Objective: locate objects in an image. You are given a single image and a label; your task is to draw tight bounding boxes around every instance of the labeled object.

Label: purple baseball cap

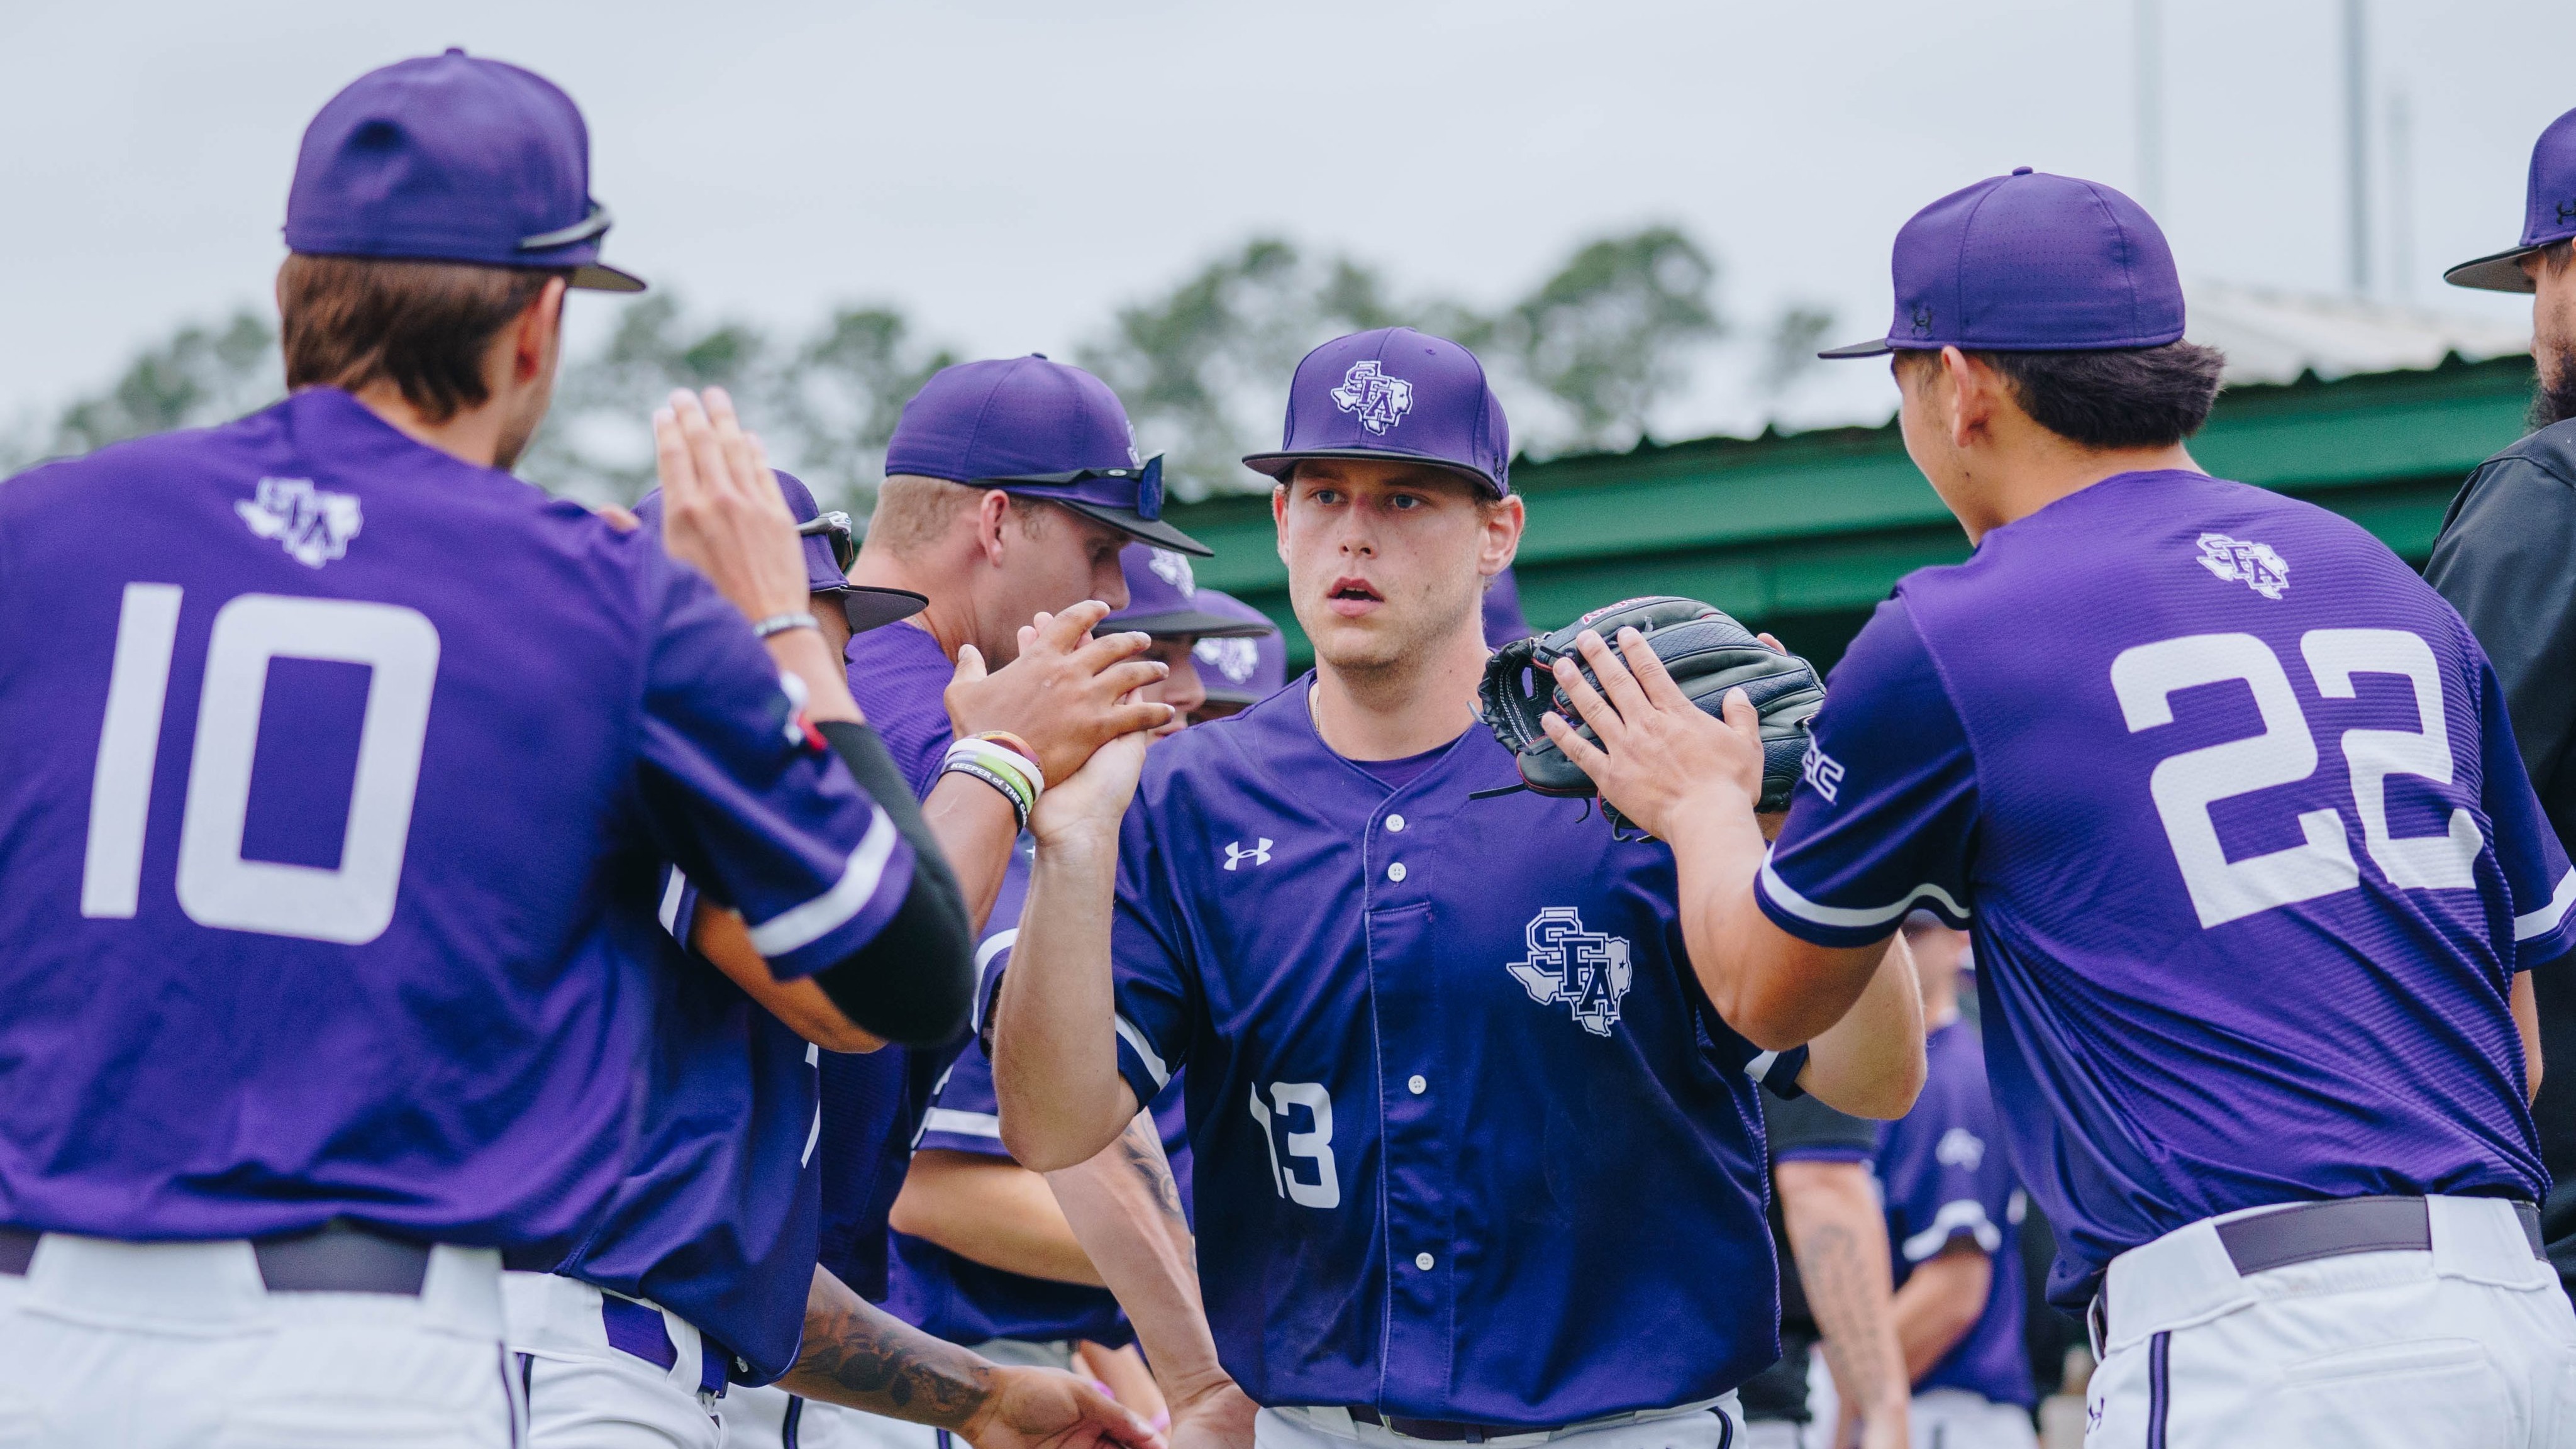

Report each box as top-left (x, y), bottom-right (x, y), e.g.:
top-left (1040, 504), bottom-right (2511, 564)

top-left (2448, 106), bottom-right (2576, 292)
top-left (884, 355), bottom-right (1209, 557)
top-left (1101, 545), bottom-right (1280, 640)
top-left (1820, 169), bottom-right (2184, 358)
top-left (1188, 592), bottom-right (1287, 707)
top-left (1481, 566), bottom-right (1532, 648)
top-left (286, 50), bottom-right (643, 292)
top-left (635, 470), bottom-right (926, 634)
top-left (1243, 328), bottom-right (1513, 496)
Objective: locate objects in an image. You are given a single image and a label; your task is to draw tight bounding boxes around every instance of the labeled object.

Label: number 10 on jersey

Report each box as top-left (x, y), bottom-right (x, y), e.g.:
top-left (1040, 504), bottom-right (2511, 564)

top-left (80, 583), bottom-right (441, 946)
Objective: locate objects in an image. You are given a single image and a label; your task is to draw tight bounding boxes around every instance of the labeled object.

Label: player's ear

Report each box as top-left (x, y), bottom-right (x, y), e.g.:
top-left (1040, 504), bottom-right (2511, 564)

top-left (1272, 482), bottom-right (1292, 565)
top-left (1940, 346), bottom-right (1989, 450)
top-left (1480, 494), bottom-right (1525, 577)
top-left (974, 489), bottom-right (1013, 567)
top-left (510, 276), bottom-right (569, 385)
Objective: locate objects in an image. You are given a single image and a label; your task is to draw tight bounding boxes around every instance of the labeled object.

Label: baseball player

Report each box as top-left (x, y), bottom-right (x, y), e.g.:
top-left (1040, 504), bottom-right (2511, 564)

top-left (0, 53), bottom-right (976, 1448)
top-left (879, 545), bottom-right (1269, 1409)
top-left (786, 357), bottom-right (1247, 1449)
top-left (1188, 592), bottom-right (1285, 723)
top-left (1549, 169), bottom-right (2576, 1445)
top-left (1866, 914), bottom-right (2035, 1449)
top-left (509, 465), bottom-right (1160, 1449)
top-left (1741, 1094), bottom-right (1909, 1449)
top-left (991, 326), bottom-right (1927, 1449)
top-left (2430, 104), bottom-right (2576, 1297)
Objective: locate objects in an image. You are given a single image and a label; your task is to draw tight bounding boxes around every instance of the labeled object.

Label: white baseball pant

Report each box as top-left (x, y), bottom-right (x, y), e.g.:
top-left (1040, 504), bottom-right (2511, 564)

top-left (0, 1231), bottom-right (513, 1448)
top-left (1257, 1394), bottom-right (1745, 1449)
top-left (2082, 1195), bottom-right (2576, 1447)
top-left (506, 1269), bottom-right (725, 1449)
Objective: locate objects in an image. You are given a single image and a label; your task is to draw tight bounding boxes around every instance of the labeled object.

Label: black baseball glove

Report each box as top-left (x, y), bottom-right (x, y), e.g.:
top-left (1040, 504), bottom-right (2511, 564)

top-left (1479, 596), bottom-right (1825, 830)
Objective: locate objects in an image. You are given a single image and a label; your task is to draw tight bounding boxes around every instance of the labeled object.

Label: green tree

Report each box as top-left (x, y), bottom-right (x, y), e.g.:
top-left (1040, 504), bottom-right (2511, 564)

top-left (4, 310), bottom-right (280, 470)
top-left (1490, 226), bottom-right (1722, 450)
top-left (1079, 237), bottom-right (1406, 499)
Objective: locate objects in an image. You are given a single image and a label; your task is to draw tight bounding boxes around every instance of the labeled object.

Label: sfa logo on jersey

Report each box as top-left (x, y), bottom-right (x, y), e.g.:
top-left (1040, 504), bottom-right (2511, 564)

top-left (1330, 361), bottom-right (1414, 435)
top-left (1507, 906), bottom-right (1633, 1036)
top-left (2196, 532), bottom-right (2289, 601)
top-left (236, 477), bottom-right (363, 569)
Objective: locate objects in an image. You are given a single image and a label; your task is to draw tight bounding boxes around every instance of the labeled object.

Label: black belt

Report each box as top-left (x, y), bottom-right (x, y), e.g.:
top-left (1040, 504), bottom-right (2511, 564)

top-left (1346, 1407), bottom-right (1570, 1443)
top-left (0, 1221), bottom-right (431, 1294)
top-left (2216, 1195), bottom-right (2540, 1275)
top-left (2089, 1196), bottom-right (2543, 1350)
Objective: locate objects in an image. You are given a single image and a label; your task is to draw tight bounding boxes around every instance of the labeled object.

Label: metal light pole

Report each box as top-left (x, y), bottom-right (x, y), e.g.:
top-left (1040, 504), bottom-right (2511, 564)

top-left (2343, 0), bottom-right (2370, 296)
top-left (2135, 0), bottom-right (2165, 216)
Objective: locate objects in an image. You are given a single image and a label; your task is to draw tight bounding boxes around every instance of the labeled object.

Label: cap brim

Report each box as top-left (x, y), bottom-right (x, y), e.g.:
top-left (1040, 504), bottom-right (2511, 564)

top-left (828, 586), bottom-right (929, 633)
top-left (2444, 245), bottom-right (2540, 294)
top-left (1103, 607), bottom-right (1277, 641)
top-left (569, 261), bottom-right (648, 294)
top-left (1055, 500), bottom-right (1213, 557)
top-left (1816, 336), bottom-right (1900, 359)
top-left (1240, 448), bottom-right (1504, 496)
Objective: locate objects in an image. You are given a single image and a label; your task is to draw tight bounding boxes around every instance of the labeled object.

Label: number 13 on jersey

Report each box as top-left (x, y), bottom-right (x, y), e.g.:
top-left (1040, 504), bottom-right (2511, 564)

top-left (2113, 628), bottom-right (2482, 929)
top-left (80, 582), bottom-right (441, 945)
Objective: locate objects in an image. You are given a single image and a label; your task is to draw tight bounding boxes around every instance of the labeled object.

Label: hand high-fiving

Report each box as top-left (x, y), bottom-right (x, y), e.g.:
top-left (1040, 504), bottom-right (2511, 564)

top-left (651, 387), bottom-right (808, 623)
top-left (945, 601), bottom-right (1174, 787)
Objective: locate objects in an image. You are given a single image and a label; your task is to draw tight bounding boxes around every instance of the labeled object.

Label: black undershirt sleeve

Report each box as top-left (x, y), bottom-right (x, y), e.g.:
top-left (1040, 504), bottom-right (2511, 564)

top-left (807, 719), bottom-right (974, 1048)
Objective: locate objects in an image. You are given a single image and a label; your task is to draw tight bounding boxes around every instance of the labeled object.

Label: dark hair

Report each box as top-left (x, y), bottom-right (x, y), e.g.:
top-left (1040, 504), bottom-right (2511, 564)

top-left (1901, 340), bottom-right (2228, 450)
top-left (279, 255), bottom-right (565, 424)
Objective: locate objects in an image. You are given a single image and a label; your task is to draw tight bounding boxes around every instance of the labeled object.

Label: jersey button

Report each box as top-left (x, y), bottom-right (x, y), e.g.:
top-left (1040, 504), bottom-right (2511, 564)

top-left (1407, 1074), bottom-right (1427, 1095)
top-left (1385, 813), bottom-right (1407, 832)
top-left (1387, 862), bottom-right (1407, 882)
top-left (1414, 1252), bottom-right (1435, 1271)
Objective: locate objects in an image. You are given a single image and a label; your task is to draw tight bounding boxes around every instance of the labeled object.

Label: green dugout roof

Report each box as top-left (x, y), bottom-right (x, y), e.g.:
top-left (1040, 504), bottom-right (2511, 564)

top-left (1169, 353), bottom-right (2535, 671)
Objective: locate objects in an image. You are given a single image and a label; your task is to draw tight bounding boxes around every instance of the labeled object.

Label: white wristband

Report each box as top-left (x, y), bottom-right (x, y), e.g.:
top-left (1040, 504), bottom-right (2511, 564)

top-left (945, 736), bottom-right (1045, 809)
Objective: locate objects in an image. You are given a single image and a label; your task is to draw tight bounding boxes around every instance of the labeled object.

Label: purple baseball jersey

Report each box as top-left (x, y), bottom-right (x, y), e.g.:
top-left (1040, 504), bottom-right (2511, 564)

top-left (1877, 1019), bottom-right (2033, 1408)
top-left (1110, 682), bottom-right (1807, 1425)
top-left (1759, 469), bottom-right (2575, 1305)
top-left (817, 619), bottom-right (970, 1299)
top-left (545, 865), bottom-right (824, 1384)
top-left (0, 390), bottom-right (913, 1250)
top-left (890, 835), bottom-right (1194, 1350)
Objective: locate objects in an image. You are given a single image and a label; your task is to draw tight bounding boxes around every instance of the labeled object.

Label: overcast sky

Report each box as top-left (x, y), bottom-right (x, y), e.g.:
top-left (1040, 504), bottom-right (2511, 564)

top-left (1, 0), bottom-right (2559, 449)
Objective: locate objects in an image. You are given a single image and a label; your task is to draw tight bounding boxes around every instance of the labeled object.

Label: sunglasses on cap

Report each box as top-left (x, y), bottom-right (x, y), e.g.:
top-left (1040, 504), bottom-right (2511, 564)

top-left (972, 456), bottom-right (1166, 521)
top-left (798, 511), bottom-right (857, 574)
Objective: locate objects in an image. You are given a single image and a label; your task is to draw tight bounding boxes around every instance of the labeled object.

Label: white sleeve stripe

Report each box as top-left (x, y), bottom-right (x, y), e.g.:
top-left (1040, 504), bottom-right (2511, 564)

top-left (970, 929), bottom-right (1019, 1033)
top-left (1901, 1198), bottom-right (2002, 1262)
top-left (918, 1108), bottom-right (1002, 1140)
top-left (1758, 853), bottom-right (1970, 931)
top-left (2514, 867), bottom-right (2576, 941)
top-left (657, 867), bottom-right (689, 938)
top-left (746, 808), bottom-right (901, 957)
top-left (1114, 1014), bottom-right (1173, 1092)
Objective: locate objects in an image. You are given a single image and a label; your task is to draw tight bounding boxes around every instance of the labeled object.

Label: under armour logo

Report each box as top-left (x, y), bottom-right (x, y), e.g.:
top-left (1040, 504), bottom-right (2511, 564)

top-left (1935, 1126), bottom-right (1986, 1170)
top-left (1506, 906), bottom-right (1633, 1037)
top-left (1909, 304), bottom-right (1935, 337)
top-left (236, 476), bottom-right (362, 569)
top-left (1224, 838), bottom-right (1273, 870)
top-left (1328, 360), bottom-right (1414, 435)
top-left (2194, 531), bottom-right (2289, 600)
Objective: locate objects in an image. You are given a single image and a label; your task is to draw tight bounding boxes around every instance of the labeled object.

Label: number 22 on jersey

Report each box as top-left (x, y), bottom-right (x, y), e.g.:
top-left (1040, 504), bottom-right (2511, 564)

top-left (2112, 628), bottom-right (2482, 929)
top-left (80, 582), bottom-right (441, 945)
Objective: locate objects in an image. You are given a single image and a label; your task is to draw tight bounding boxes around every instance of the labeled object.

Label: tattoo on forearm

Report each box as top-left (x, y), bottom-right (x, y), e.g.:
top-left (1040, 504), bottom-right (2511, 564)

top-left (1117, 1111), bottom-right (1189, 1228)
top-left (1797, 1222), bottom-right (1901, 1416)
top-left (792, 1293), bottom-right (994, 1428)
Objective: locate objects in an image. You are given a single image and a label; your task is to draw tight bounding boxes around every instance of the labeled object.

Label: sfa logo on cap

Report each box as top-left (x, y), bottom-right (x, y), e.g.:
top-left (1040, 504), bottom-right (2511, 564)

top-left (1330, 361), bottom-right (1415, 435)
top-left (1243, 327), bottom-right (1511, 496)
